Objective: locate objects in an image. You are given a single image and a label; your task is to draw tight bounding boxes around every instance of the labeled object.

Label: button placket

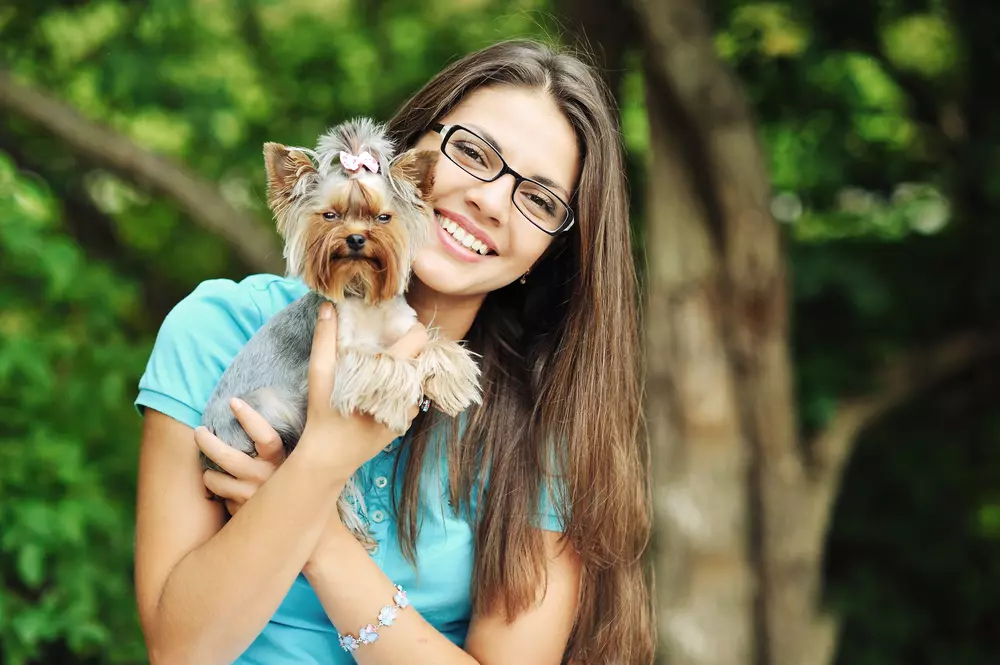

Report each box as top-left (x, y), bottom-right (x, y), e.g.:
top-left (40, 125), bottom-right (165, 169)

top-left (362, 443), bottom-right (397, 563)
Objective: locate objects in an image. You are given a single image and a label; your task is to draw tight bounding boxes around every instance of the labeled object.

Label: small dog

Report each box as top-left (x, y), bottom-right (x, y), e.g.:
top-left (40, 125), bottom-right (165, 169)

top-left (200, 119), bottom-right (482, 546)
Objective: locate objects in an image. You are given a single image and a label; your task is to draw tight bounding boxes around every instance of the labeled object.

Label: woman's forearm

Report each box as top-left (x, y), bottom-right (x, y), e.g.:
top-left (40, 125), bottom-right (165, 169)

top-left (146, 439), bottom-right (347, 665)
top-left (302, 522), bottom-right (480, 665)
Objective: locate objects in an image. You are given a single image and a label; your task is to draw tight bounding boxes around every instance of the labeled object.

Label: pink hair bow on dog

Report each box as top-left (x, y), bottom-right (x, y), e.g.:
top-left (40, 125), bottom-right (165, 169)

top-left (340, 150), bottom-right (379, 174)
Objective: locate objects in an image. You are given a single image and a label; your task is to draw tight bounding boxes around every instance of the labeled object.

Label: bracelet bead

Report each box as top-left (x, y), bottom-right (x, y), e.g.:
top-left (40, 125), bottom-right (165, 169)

top-left (338, 585), bottom-right (410, 652)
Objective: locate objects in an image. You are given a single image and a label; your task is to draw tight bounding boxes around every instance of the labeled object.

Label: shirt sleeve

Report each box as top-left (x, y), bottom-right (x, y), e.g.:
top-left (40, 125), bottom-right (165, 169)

top-left (135, 278), bottom-right (269, 428)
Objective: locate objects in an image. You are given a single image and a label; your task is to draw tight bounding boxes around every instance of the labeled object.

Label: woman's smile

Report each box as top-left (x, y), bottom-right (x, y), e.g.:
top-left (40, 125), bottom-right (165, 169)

top-left (434, 209), bottom-right (498, 261)
top-left (409, 85), bottom-right (579, 301)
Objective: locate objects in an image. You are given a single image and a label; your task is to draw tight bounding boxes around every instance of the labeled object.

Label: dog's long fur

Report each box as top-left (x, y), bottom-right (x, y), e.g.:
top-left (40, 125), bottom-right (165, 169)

top-left (199, 119), bottom-right (481, 546)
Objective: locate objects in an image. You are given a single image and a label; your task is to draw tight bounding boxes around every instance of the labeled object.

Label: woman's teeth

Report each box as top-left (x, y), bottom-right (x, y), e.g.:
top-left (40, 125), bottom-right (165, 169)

top-left (437, 214), bottom-right (492, 256)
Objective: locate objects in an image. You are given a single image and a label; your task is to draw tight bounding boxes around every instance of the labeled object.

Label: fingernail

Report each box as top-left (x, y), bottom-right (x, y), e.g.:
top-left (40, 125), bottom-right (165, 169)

top-left (230, 397), bottom-right (245, 411)
top-left (319, 302), bottom-right (333, 320)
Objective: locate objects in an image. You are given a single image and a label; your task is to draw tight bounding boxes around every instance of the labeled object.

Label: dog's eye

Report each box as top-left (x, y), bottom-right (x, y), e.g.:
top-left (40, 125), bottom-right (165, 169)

top-left (322, 212), bottom-right (340, 221)
top-left (377, 213), bottom-right (392, 223)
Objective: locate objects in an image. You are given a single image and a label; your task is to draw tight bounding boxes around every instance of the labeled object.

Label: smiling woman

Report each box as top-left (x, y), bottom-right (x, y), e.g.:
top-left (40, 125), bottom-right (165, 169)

top-left (407, 86), bottom-right (578, 299)
top-left (133, 39), bottom-right (651, 665)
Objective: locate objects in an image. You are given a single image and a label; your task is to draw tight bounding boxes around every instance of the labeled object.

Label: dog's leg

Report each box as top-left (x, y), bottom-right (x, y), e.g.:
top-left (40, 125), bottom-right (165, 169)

top-left (203, 385), bottom-right (377, 548)
top-left (331, 351), bottom-right (423, 433)
top-left (200, 385), bottom-right (307, 472)
top-left (418, 334), bottom-right (482, 416)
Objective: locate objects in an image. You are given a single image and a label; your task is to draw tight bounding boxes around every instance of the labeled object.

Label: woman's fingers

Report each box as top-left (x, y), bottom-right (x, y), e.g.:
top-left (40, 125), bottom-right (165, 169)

top-left (194, 426), bottom-right (267, 481)
top-left (203, 469), bottom-right (258, 504)
top-left (307, 301), bottom-right (339, 414)
top-left (389, 324), bottom-right (430, 419)
top-left (229, 398), bottom-right (285, 465)
top-left (387, 322), bottom-right (429, 360)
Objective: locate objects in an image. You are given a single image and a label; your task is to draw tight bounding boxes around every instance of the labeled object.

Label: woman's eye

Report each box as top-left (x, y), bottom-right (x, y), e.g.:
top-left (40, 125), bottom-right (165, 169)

top-left (377, 213), bottom-right (392, 223)
top-left (322, 212), bottom-right (339, 221)
top-left (457, 143), bottom-right (486, 163)
top-left (528, 193), bottom-right (555, 213)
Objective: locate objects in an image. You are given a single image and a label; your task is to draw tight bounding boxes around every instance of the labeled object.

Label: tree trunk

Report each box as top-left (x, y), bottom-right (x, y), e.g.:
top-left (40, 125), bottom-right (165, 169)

top-left (634, 0), bottom-right (830, 663)
top-left (634, 2), bottom-right (1000, 665)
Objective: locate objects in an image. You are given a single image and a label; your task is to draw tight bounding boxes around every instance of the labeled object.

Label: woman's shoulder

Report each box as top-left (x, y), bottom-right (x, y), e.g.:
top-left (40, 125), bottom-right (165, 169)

top-left (135, 274), bottom-right (309, 427)
top-left (176, 273), bottom-right (307, 324)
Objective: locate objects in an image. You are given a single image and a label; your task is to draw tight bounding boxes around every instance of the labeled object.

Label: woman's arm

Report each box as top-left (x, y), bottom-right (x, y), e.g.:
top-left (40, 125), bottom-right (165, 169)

top-left (135, 305), bottom-right (424, 665)
top-left (302, 523), bottom-right (581, 665)
top-left (135, 409), bottom-right (348, 665)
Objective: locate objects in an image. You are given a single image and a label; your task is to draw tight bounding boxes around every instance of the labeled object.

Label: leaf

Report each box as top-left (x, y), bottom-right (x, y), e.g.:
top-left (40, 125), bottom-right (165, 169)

top-left (882, 14), bottom-right (959, 79)
top-left (16, 544), bottom-right (45, 589)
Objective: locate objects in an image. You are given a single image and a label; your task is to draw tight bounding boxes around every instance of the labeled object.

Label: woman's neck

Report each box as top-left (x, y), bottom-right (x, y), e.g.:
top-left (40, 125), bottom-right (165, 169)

top-left (405, 278), bottom-right (484, 341)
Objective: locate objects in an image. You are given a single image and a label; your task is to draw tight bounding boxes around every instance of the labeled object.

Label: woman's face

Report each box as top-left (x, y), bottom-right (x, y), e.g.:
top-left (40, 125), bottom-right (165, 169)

top-left (410, 86), bottom-right (580, 297)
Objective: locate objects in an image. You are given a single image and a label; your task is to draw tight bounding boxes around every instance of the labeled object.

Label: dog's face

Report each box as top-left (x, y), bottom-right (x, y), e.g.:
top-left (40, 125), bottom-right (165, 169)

top-left (264, 144), bottom-right (437, 304)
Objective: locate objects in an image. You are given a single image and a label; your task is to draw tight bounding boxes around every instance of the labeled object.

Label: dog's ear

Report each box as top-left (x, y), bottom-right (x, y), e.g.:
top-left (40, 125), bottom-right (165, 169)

top-left (264, 142), bottom-right (316, 209)
top-left (390, 149), bottom-right (438, 202)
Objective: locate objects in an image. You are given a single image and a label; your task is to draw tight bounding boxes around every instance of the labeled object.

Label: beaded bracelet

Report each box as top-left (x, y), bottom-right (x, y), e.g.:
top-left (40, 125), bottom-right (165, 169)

top-left (338, 584), bottom-right (410, 652)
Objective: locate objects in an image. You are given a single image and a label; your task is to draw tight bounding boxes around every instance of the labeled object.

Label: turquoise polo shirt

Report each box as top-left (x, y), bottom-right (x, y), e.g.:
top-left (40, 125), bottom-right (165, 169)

top-left (135, 274), bottom-right (562, 664)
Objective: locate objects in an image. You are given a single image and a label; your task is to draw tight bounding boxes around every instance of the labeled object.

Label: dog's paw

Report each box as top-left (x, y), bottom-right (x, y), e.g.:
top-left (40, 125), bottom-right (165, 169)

top-left (332, 351), bottom-right (422, 432)
top-left (418, 340), bottom-right (482, 416)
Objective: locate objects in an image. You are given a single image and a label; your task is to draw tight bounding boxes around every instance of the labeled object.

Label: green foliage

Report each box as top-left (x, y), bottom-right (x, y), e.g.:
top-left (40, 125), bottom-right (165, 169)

top-left (0, 153), bottom-right (147, 664)
top-left (882, 13), bottom-right (960, 79)
top-left (0, 0), bottom-right (564, 662)
top-left (3, 0), bottom-right (1000, 663)
top-left (717, 1), bottom-right (1000, 662)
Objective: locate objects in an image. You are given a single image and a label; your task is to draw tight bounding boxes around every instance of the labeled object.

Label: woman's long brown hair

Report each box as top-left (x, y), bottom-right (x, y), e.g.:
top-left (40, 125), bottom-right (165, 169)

top-left (386, 39), bottom-right (652, 664)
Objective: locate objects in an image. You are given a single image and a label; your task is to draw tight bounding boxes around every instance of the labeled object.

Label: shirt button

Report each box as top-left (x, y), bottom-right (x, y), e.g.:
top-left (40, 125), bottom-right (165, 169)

top-left (375, 476), bottom-right (388, 489)
top-left (382, 443), bottom-right (395, 453)
top-left (371, 510), bottom-right (385, 523)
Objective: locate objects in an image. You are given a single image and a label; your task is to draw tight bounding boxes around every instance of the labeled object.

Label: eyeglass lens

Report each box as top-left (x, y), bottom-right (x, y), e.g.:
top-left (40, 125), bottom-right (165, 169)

top-left (443, 128), bottom-right (569, 232)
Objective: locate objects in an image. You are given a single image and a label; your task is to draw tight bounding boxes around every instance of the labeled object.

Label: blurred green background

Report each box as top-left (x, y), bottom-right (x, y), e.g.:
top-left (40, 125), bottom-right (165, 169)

top-left (2, 0), bottom-right (999, 663)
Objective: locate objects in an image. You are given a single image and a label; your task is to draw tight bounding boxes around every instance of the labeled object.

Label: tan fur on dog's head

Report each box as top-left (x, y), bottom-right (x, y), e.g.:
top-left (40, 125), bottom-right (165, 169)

top-left (263, 119), bottom-right (436, 304)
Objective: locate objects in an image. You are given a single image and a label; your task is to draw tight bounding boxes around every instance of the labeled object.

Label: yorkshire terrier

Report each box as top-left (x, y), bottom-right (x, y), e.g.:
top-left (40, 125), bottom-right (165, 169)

top-left (200, 118), bottom-right (482, 547)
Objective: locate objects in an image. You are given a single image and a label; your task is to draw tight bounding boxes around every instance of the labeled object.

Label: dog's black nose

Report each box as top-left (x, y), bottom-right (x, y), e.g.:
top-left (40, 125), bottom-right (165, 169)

top-left (346, 234), bottom-right (366, 251)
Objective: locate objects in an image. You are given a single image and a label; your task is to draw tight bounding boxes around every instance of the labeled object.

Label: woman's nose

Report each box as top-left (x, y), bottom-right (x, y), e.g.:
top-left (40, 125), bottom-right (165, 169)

top-left (466, 175), bottom-right (515, 225)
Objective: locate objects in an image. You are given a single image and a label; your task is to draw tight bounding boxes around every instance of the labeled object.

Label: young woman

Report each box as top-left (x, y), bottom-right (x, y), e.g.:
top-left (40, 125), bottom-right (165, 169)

top-left (134, 39), bottom-right (651, 665)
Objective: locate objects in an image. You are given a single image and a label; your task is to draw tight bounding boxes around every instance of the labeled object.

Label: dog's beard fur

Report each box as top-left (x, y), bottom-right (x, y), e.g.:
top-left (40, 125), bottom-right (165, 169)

top-left (300, 210), bottom-right (409, 305)
top-left (263, 133), bottom-right (436, 303)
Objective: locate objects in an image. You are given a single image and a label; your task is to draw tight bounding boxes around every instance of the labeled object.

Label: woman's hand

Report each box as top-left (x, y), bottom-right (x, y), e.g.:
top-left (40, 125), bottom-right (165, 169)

top-left (196, 401), bottom-right (286, 517)
top-left (198, 302), bottom-right (429, 516)
top-left (297, 301), bottom-right (428, 481)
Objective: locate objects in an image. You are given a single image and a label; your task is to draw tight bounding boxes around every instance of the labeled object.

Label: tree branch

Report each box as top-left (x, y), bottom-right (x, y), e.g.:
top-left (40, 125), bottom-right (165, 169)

top-left (810, 330), bottom-right (1000, 482)
top-left (0, 69), bottom-right (283, 274)
top-left (0, 128), bottom-right (187, 325)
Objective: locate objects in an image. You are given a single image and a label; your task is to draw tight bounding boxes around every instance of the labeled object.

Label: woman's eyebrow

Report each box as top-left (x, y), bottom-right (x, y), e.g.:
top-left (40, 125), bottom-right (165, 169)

top-left (531, 174), bottom-right (570, 199)
top-left (467, 124), bottom-right (504, 154)
top-left (466, 123), bottom-right (571, 200)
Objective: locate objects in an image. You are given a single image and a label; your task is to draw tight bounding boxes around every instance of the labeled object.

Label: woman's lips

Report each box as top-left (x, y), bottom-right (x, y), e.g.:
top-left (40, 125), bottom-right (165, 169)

top-left (435, 209), bottom-right (498, 254)
top-left (434, 220), bottom-right (490, 263)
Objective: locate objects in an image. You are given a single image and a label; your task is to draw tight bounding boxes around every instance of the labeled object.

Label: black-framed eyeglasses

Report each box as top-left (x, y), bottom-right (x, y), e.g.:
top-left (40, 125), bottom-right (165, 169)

top-left (432, 123), bottom-right (575, 235)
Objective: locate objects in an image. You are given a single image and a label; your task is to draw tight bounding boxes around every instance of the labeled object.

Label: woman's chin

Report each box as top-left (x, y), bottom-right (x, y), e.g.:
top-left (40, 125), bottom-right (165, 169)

top-left (410, 252), bottom-right (502, 298)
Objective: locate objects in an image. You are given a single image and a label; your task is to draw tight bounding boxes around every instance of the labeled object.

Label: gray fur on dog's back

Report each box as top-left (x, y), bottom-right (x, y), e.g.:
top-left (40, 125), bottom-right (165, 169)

top-left (200, 292), bottom-right (323, 467)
